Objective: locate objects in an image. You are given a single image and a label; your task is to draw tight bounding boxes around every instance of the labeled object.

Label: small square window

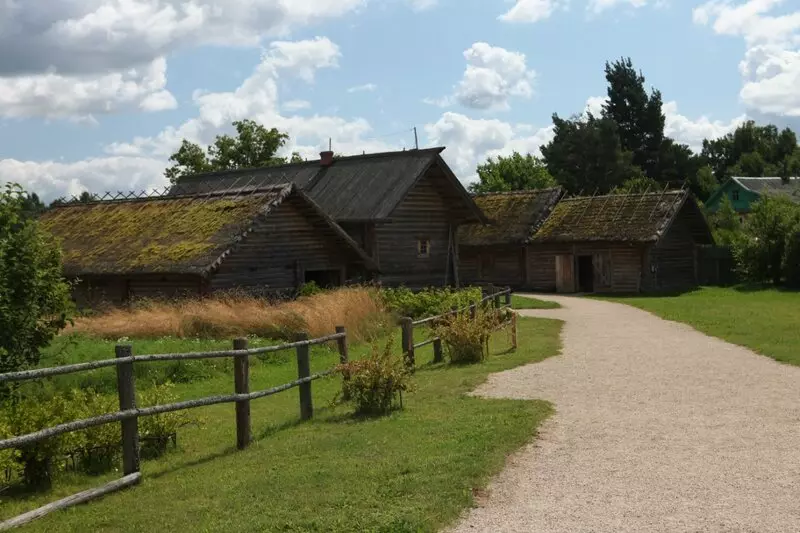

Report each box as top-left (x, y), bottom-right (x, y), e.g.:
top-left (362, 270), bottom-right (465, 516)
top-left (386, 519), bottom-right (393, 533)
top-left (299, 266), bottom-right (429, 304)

top-left (417, 239), bottom-right (431, 258)
top-left (732, 189), bottom-right (740, 201)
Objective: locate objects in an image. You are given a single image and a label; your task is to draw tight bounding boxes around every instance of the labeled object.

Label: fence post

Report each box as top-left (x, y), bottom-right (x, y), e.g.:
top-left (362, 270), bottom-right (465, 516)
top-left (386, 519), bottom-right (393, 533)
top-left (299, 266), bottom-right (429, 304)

top-left (296, 333), bottom-right (313, 420)
top-left (433, 338), bottom-right (444, 364)
top-left (511, 313), bottom-right (518, 351)
top-left (233, 338), bottom-right (251, 450)
top-left (335, 326), bottom-right (350, 400)
top-left (493, 289), bottom-right (502, 310)
top-left (469, 300), bottom-right (477, 320)
top-left (115, 345), bottom-right (139, 475)
top-left (504, 289), bottom-right (511, 307)
top-left (400, 318), bottom-right (415, 370)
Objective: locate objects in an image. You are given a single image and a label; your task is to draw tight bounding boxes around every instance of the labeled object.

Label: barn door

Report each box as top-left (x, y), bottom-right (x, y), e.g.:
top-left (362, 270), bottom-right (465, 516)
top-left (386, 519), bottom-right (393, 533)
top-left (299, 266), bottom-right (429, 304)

top-left (555, 254), bottom-right (575, 293)
top-left (593, 252), bottom-right (612, 291)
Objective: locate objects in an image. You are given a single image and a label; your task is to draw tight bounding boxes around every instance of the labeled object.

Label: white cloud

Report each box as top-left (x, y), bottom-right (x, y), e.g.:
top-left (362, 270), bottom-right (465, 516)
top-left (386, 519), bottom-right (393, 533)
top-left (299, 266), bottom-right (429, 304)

top-left (408, 0), bottom-right (438, 11)
top-left (0, 57), bottom-right (176, 121)
top-left (347, 83), bottom-right (378, 93)
top-left (425, 112), bottom-right (554, 182)
top-left (422, 96), bottom-right (455, 108)
top-left (694, 0), bottom-right (800, 117)
top-left (499, 0), bottom-right (563, 23)
top-left (662, 101), bottom-right (746, 150)
top-left (283, 99), bottom-right (312, 111)
top-left (587, 0), bottom-right (648, 14)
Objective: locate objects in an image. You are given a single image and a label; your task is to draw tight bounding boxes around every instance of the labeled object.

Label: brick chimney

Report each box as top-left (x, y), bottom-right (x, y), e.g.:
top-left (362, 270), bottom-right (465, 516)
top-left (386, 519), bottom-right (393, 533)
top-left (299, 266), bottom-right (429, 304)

top-left (320, 151), bottom-right (334, 167)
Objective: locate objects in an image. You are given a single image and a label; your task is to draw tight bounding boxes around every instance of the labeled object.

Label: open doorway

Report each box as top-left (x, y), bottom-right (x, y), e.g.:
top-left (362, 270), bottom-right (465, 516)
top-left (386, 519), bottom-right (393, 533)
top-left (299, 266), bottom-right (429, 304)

top-left (577, 255), bottom-right (594, 293)
top-left (304, 269), bottom-right (342, 289)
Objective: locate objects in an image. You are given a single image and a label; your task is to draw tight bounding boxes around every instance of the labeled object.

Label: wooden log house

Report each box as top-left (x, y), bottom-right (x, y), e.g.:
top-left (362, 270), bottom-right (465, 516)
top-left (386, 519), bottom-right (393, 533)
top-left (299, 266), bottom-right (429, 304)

top-left (39, 184), bottom-right (377, 306)
top-left (177, 148), bottom-right (486, 288)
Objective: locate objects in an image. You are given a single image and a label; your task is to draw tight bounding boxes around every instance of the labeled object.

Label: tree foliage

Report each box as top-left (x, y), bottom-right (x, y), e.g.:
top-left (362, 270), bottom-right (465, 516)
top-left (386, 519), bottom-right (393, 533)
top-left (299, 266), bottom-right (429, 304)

top-left (0, 184), bottom-right (72, 375)
top-left (708, 195), bottom-right (742, 247)
top-left (165, 120), bottom-right (300, 183)
top-left (470, 152), bottom-right (556, 193)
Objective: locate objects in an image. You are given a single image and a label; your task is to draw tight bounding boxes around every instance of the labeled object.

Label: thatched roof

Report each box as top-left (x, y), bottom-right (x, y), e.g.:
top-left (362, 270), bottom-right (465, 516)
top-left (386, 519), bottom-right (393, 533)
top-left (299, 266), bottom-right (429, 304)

top-left (459, 188), bottom-right (563, 246)
top-left (173, 148), bottom-right (486, 223)
top-left (532, 190), bottom-right (707, 243)
top-left (40, 185), bottom-right (376, 277)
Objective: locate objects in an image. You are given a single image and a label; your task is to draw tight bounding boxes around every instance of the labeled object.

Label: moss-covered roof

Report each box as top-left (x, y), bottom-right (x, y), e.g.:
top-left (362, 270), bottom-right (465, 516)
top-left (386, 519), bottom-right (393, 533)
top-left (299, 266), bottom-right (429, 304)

top-left (532, 190), bottom-right (690, 243)
top-left (40, 186), bottom-right (294, 276)
top-left (459, 188), bottom-right (563, 246)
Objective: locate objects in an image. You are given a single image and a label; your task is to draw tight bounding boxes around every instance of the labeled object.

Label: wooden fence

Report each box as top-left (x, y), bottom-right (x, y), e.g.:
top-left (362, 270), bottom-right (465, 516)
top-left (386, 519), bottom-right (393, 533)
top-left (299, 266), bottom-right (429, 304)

top-left (0, 328), bottom-right (349, 531)
top-left (400, 286), bottom-right (516, 368)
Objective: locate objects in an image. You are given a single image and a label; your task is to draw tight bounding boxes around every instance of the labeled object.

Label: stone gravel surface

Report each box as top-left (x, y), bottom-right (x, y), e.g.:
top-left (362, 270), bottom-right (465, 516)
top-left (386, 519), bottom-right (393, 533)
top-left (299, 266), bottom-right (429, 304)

top-left (449, 295), bottom-right (800, 533)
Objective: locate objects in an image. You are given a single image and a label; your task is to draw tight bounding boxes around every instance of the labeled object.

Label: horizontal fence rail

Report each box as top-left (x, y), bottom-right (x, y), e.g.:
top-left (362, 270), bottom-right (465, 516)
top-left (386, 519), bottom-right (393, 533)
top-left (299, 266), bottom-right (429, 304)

top-left (0, 327), bottom-right (349, 531)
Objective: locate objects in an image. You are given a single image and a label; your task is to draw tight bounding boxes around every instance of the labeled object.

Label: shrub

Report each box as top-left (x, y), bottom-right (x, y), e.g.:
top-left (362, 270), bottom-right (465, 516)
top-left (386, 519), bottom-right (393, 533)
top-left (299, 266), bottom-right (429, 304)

top-left (72, 389), bottom-right (120, 474)
top-left (138, 382), bottom-right (194, 458)
top-left (432, 306), bottom-right (502, 365)
top-left (784, 224), bottom-right (800, 288)
top-left (0, 183), bottom-right (72, 377)
top-left (0, 419), bottom-right (20, 486)
top-left (337, 342), bottom-right (412, 416)
top-left (381, 287), bottom-right (482, 319)
top-left (298, 281), bottom-right (323, 297)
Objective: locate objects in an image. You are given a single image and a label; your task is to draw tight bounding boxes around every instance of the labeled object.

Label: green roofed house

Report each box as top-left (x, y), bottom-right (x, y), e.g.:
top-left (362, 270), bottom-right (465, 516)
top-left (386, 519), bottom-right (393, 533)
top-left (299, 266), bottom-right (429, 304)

top-left (459, 188), bottom-right (563, 289)
top-left (40, 184), bottom-right (378, 307)
top-left (705, 177), bottom-right (800, 214)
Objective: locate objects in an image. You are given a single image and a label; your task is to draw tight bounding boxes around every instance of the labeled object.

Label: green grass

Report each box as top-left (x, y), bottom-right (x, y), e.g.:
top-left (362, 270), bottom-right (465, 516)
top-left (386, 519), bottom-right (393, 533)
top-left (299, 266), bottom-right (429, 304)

top-left (601, 286), bottom-right (800, 366)
top-left (2, 317), bottom-right (561, 532)
top-left (511, 294), bottom-right (561, 310)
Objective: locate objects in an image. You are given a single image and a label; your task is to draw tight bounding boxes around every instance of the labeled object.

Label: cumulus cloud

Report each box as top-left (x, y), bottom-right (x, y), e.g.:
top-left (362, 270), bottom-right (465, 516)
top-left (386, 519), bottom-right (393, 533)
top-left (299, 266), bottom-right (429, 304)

top-left (693, 0), bottom-right (800, 117)
top-left (0, 57), bottom-right (176, 121)
top-left (662, 101), bottom-right (746, 150)
top-left (347, 83), bottom-right (378, 93)
top-left (1, 37), bottom-right (396, 201)
top-left (499, 0), bottom-right (563, 23)
top-left (587, 0), bottom-right (648, 14)
top-left (425, 43), bottom-right (536, 112)
top-left (282, 100), bottom-right (312, 111)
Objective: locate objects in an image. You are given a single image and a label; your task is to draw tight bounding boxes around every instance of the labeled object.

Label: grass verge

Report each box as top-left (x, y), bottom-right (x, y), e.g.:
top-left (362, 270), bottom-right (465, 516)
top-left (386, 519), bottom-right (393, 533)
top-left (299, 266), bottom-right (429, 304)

top-left (512, 294), bottom-right (561, 310)
top-left (600, 286), bottom-right (800, 366)
top-left (1, 317), bottom-right (561, 532)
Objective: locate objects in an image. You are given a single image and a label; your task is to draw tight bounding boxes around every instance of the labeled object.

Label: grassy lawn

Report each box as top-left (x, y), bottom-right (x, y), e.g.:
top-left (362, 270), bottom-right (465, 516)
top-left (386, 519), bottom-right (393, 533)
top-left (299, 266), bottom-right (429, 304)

top-left (2, 317), bottom-right (561, 532)
top-left (601, 286), bottom-right (800, 366)
top-left (512, 294), bottom-right (561, 310)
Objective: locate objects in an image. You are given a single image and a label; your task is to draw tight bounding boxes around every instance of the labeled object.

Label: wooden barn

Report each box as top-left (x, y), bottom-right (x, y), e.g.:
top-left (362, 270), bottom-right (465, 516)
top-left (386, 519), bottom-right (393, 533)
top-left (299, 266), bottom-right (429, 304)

top-left (177, 148), bottom-right (486, 287)
top-left (459, 188), bottom-right (563, 288)
top-left (40, 184), bottom-right (377, 307)
top-left (528, 190), bottom-right (714, 293)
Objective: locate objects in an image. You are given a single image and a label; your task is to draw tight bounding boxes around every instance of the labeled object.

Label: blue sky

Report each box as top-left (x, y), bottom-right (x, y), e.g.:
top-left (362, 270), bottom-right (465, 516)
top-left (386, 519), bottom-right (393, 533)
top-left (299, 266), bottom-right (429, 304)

top-left (0, 0), bottom-right (797, 200)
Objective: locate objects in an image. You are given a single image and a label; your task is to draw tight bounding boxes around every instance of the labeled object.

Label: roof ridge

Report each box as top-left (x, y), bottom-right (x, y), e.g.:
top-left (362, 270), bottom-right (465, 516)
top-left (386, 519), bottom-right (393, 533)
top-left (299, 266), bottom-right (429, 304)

top-left (561, 190), bottom-right (685, 202)
top-left (472, 186), bottom-right (563, 198)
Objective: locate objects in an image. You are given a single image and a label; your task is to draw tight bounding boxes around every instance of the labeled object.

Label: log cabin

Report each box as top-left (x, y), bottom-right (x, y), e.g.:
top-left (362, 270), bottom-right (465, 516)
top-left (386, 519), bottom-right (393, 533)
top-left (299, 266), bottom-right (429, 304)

top-left (528, 190), bottom-right (714, 293)
top-left (176, 148), bottom-right (486, 288)
top-left (40, 184), bottom-right (377, 306)
top-left (459, 188), bottom-right (563, 288)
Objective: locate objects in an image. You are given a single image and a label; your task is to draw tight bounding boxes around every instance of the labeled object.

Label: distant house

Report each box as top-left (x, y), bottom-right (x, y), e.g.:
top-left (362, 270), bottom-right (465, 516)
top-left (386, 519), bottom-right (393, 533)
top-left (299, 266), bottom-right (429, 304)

top-left (459, 188), bottom-right (563, 288)
top-left (706, 177), bottom-right (800, 214)
top-left (530, 190), bottom-right (714, 293)
top-left (178, 148), bottom-right (486, 288)
top-left (40, 184), bottom-right (377, 307)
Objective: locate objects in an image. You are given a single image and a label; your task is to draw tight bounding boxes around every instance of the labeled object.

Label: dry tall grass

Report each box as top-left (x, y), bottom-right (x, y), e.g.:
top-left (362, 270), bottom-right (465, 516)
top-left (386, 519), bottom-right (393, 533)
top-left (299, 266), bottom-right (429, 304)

top-left (70, 287), bottom-right (389, 342)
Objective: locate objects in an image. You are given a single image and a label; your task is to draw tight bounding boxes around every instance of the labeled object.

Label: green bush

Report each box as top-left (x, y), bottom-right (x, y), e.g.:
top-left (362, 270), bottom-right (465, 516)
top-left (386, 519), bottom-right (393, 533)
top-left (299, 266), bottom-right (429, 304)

top-left (298, 281), bottom-right (323, 297)
top-left (138, 382), bottom-right (194, 458)
top-left (433, 307), bottom-right (505, 365)
top-left (337, 342), bottom-right (412, 416)
top-left (380, 287), bottom-right (482, 319)
top-left (784, 224), bottom-right (800, 288)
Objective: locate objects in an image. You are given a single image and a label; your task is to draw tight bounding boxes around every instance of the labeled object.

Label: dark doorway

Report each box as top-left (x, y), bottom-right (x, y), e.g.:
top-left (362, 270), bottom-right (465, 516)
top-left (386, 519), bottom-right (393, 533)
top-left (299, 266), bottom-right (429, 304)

top-left (304, 269), bottom-right (342, 289)
top-left (577, 255), bottom-right (594, 293)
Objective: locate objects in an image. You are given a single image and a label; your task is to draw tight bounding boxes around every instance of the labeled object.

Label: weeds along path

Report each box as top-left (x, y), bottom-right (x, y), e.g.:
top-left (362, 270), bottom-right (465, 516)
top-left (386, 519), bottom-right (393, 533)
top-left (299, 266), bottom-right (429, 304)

top-left (450, 294), bottom-right (800, 533)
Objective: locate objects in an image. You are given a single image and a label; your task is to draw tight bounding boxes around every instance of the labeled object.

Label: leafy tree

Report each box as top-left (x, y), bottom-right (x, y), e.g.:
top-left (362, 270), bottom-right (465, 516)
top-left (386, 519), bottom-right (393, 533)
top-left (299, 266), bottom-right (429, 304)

top-left (601, 58), bottom-right (666, 180)
top-left (784, 222), bottom-right (800, 288)
top-left (541, 113), bottom-right (643, 194)
top-left (709, 195), bottom-right (742, 246)
top-left (0, 184), bottom-right (72, 376)
top-left (618, 176), bottom-right (660, 194)
top-left (20, 193), bottom-right (45, 219)
top-left (690, 165), bottom-right (719, 203)
top-left (732, 195), bottom-right (800, 285)
top-left (470, 152), bottom-right (556, 193)
top-left (165, 120), bottom-right (291, 183)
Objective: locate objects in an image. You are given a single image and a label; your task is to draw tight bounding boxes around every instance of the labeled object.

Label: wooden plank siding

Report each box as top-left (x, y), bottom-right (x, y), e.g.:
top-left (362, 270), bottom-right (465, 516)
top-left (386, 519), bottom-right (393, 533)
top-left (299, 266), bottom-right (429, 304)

top-left (375, 172), bottom-right (457, 287)
top-left (459, 246), bottom-right (525, 288)
top-left (643, 204), bottom-right (701, 292)
top-left (211, 195), bottom-right (363, 293)
top-left (71, 274), bottom-right (206, 307)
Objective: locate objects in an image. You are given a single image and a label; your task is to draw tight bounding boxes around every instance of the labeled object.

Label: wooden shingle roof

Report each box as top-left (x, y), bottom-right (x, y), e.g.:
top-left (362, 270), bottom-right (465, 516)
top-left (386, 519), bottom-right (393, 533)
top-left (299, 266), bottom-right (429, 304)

top-left (174, 148), bottom-right (485, 223)
top-left (40, 185), bottom-right (376, 277)
top-left (459, 188), bottom-right (563, 246)
top-left (532, 190), bottom-right (703, 243)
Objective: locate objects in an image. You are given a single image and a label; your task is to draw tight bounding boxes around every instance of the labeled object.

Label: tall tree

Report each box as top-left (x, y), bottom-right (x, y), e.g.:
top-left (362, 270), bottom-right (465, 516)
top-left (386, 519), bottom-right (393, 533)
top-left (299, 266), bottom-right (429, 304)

top-left (601, 58), bottom-right (666, 180)
top-left (470, 152), bottom-right (556, 193)
top-left (165, 120), bottom-right (293, 183)
top-left (20, 193), bottom-right (45, 219)
top-left (541, 113), bottom-right (643, 194)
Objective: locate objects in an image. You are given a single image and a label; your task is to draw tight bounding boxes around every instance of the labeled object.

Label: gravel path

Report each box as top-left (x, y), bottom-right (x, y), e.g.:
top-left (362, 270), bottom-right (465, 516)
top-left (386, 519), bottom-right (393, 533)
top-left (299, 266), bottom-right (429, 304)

top-left (450, 295), bottom-right (800, 533)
